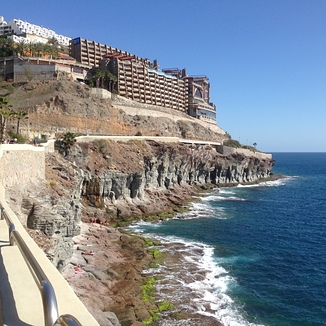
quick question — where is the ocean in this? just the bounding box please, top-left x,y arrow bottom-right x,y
127,153 -> 326,326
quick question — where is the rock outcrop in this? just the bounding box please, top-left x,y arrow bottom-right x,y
5,139 -> 274,271
67,140 -> 274,221
7,139 -> 272,325
2,79 -> 275,325
5,151 -> 84,270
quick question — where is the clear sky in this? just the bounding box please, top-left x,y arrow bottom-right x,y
1,0 -> 326,152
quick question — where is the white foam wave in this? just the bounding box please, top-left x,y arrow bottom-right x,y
190,201 -> 213,211
236,176 -> 294,188
217,195 -> 246,201
258,176 -> 293,187
124,186 -> 268,325
174,202 -> 215,220
219,189 -> 237,195
236,183 -> 260,188
202,194 -> 245,202
202,194 -> 220,201
138,233 -> 264,326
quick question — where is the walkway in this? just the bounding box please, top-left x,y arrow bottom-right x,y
76,135 -> 222,146
0,184 -> 99,326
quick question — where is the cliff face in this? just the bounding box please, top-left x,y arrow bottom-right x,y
68,140 -> 274,221
4,140 -> 273,272
3,141 -> 274,325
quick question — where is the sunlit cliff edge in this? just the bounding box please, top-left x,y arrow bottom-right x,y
0,79 -> 274,325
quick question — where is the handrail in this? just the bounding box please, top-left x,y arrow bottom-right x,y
0,206 -> 82,326
54,314 -> 83,326
11,229 -> 59,326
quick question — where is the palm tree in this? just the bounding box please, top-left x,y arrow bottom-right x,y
104,71 -> 118,92
0,96 -> 13,141
92,68 -> 105,88
90,68 -> 118,90
46,37 -> 59,59
0,36 -> 14,57
33,42 -> 45,57
47,37 -> 59,47
43,43 -> 57,59
14,40 -> 28,56
13,110 -> 28,134
27,42 -> 37,57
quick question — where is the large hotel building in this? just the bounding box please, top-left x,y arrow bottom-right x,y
70,37 -> 217,124
0,16 -> 217,125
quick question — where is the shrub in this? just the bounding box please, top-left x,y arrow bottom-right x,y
8,131 -> 26,144
56,132 -> 76,156
48,180 -> 58,187
223,139 -> 242,148
92,139 -> 110,156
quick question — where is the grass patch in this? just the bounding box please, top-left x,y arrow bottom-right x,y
148,247 -> 164,267
47,179 -> 58,187
111,220 -> 132,228
143,237 -> 161,247
141,277 -> 156,302
143,301 -> 175,325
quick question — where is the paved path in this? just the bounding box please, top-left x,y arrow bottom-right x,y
76,135 -> 222,146
0,185 -> 99,326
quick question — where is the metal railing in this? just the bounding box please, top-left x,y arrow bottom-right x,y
0,206 -> 82,326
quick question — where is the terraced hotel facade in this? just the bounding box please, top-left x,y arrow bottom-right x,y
70,37 -> 217,124
0,16 -> 217,125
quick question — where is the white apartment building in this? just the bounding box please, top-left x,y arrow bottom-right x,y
0,16 -> 71,45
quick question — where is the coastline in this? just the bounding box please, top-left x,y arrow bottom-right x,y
62,175 -> 285,325
62,221 -> 225,326
61,221 -> 153,326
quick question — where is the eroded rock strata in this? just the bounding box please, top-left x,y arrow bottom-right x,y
6,140 -> 274,325
72,140 -> 273,220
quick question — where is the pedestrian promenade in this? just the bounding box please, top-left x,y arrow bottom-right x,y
0,184 -> 99,326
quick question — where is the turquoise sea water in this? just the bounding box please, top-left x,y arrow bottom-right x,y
127,153 -> 326,325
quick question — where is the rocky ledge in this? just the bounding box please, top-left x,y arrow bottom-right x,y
5,140 -> 274,325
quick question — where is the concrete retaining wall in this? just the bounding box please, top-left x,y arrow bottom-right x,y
0,144 -> 45,188
90,88 -> 112,100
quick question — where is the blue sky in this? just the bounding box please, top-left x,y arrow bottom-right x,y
2,0 -> 326,152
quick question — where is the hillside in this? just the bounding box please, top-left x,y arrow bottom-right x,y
2,79 -> 228,143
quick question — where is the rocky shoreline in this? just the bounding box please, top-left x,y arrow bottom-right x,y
61,221 -> 154,326
62,174 -> 285,326
4,145 -> 278,325
62,213 -> 225,326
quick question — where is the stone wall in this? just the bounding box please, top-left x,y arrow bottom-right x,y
90,88 -> 113,100
0,144 -> 45,188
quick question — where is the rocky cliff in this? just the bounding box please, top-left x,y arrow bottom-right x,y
2,79 -> 275,325
5,139 -> 274,271
69,139 -> 274,222
5,139 -> 274,324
